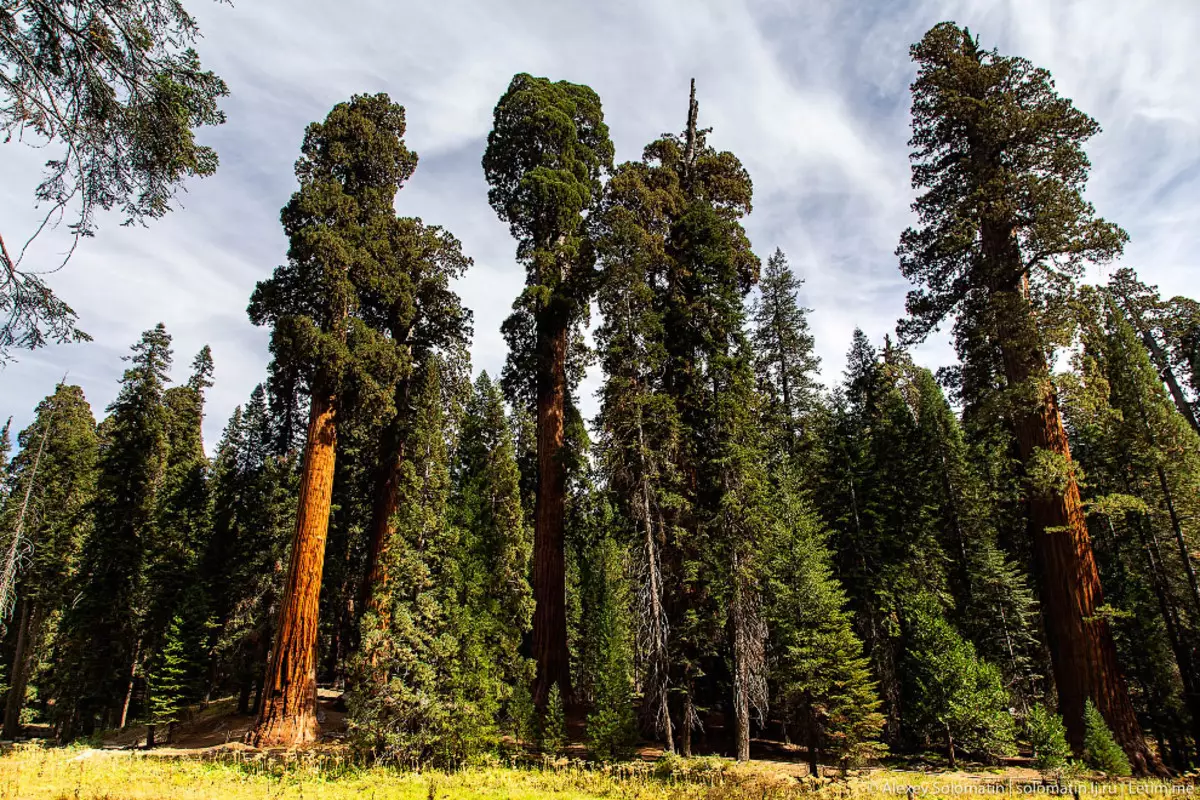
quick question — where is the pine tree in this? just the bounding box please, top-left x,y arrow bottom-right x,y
1026,705 -> 1072,773
1083,700 -> 1133,777
593,81 -> 772,760
146,615 -> 190,746
349,360 -> 501,766
896,23 -> 1155,772
751,249 -> 821,460
541,683 -> 568,756
483,73 -> 614,706
0,384 -> 98,738
55,324 -> 173,737
451,373 -> 534,699
247,94 -> 420,746
766,467 -> 884,773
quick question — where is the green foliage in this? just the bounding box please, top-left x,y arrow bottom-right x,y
541,683 -> 568,756
582,537 -> 637,762
905,597 -> 1016,764
248,93 -> 422,419
0,0 -> 229,359
146,616 -> 189,734
1082,700 -> 1132,776
54,324 -> 174,731
1026,705 -> 1072,772
766,468 -> 885,768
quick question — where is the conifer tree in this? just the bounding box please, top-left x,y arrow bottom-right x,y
146,615 -> 190,746
0,384 -> 98,738
350,360 -> 503,765
895,23 -> 1155,771
751,249 -> 820,459
247,94 -> 419,745
905,596 -> 1016,766
765,469 -> 884,773
54,324 -> 173,736
483,73 -> 614,706
451,373 -> 534,697
359,221 -> 472,638
1083,700 -> 1133,777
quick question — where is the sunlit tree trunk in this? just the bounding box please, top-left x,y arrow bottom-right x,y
254,391 -> 338,747
2,599 -> 38,739
990,272 -> 1161,775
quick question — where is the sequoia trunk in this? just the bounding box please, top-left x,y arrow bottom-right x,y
991,279 -> 1161,775
253,390 -> 339,747
532,312 -> 571,706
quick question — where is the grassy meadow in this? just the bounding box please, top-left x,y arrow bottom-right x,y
1,744 -> 1192,800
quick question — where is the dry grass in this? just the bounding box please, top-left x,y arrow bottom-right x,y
0,744 -> 1190,800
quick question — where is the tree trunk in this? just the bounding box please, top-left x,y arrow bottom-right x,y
946,724 -> 956,769
360,428 -> 407,633
532,314 -> 570,706
2,599 -> 36,739
118,639 -> 141,729
681,692 -> 694,757
806,701 -> 820,777
253,390 -> 339,747
991,281 -> 1161,775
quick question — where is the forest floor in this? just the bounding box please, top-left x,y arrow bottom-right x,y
0,697 -> 1189,799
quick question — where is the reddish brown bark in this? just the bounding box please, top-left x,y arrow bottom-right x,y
253,391 -> 338,747
361,447 -> 403,625
532,314 -> 571,706
992,281 -> 1162,775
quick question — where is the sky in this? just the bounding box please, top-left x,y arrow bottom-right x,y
2,0 -> 1198,452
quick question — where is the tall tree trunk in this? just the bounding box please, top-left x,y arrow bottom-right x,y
2,599 -> 37,739
118,639 -> 141,729
253,390 -> 339,747
991,282 -> 1161,775
1131,515 -> 1200,752
532,313 -> 570,706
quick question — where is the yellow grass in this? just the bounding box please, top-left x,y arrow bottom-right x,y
0,745 -> 1192,800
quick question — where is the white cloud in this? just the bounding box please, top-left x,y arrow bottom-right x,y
1,0 -> 1197,450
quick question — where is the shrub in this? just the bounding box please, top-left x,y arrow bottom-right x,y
1026,705 -> 1072,772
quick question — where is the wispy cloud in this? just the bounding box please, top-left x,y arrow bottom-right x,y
1,0 -> 1196,448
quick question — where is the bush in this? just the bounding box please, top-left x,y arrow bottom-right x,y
1083,700 -> 1132,777
1026,705 -> 1072,772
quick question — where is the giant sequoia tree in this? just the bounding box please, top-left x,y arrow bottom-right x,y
483,73 -> 613,705
895,23 -> 1157,772
247,94 -> 419,746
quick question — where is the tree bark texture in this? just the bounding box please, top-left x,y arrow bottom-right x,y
2,599 -> 38,739
532,313 -> 570,706
253,391 -> 338,747
990,281 -> 1161,775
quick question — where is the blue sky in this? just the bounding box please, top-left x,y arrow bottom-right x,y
2,0 -> 1198,450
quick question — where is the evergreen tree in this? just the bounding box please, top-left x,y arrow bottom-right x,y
0,384 -> 98,738
483,73 -> 614,706
896,23 -> 1155,772
593,81 -> 769,759
766,468 -> 885,773
146,615 -> 190,746
349,360 -> 501,766
751,248 -> 821,460
904,596 -> 1016,766
451,373 -> 534,699
247,93 -> 420,746
1026,705 -> 1072,773
1083,700 -> 1133,777
55,324 -> 173,737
